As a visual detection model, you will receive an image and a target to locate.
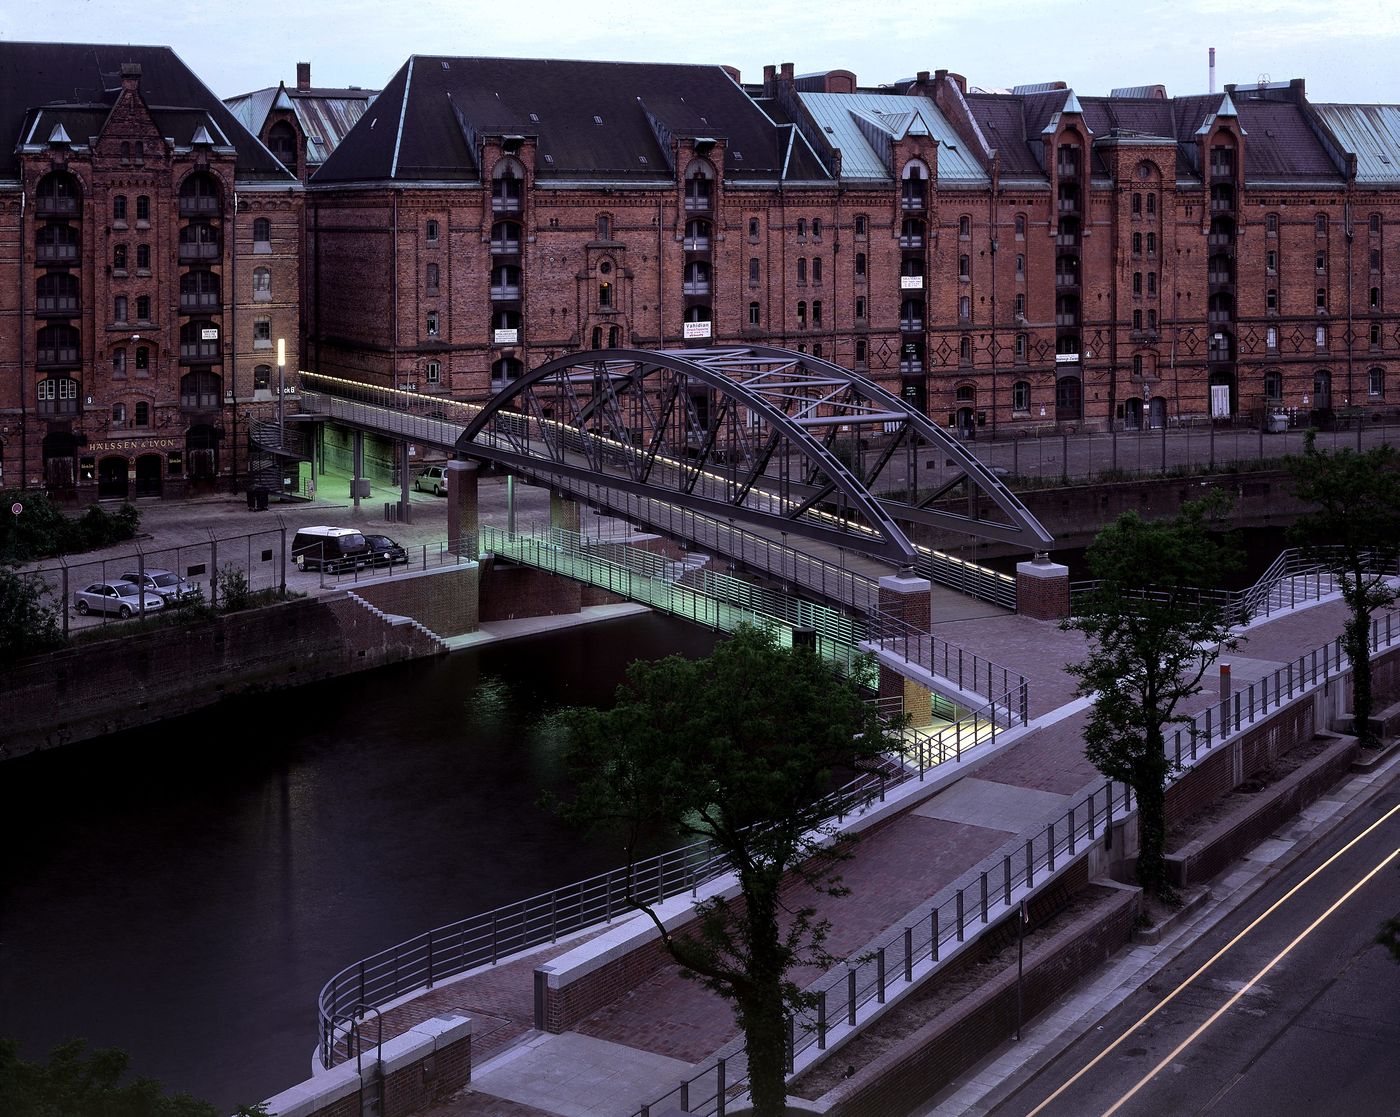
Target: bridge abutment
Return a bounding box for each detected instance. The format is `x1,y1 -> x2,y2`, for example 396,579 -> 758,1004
550,490 -> 581,534
1016,554 -> 1071,620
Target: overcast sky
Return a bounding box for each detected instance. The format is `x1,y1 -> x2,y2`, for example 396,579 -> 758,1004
8,0 -> 1400,103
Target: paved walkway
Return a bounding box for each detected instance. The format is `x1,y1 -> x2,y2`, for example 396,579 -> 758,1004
341,591 -> 1373,1117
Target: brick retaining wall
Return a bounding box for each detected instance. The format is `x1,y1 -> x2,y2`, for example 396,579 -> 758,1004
815,882 -> 1139,1117
353,566 -> 479,636
0,595 -> 439,760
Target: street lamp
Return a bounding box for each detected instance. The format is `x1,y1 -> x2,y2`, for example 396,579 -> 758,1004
276,337 -> 286,449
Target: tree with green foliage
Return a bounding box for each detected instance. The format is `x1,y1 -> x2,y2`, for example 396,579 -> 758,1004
0,1037 -> 217,1117
558,624 -> 902,1117
1063,496 -> 1241,901
0,490 -> 140,562
1378,916 -> 1400,964
0,566 -> 64,661
1288,442 -> 1400,749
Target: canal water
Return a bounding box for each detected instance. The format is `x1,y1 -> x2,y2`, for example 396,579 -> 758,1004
0,613 -> 719,1112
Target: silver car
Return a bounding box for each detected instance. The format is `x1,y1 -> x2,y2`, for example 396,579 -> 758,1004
120,569 -> 201,605
413,465 -> 449,496
74,581 -> 165,619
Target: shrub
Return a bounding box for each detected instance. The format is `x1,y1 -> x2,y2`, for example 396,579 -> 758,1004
0,490 -> 141,561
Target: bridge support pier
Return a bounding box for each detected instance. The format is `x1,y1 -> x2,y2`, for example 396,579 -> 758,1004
1016,553 -> 1070,620
352,431 -> 364,508
550,490 -> 581,534
878,571 -> 933,710
447,461 -> 479,559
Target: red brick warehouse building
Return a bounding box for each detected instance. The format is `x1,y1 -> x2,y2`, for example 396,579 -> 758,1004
0,43 -> 302,498
306,58 -> 1400,437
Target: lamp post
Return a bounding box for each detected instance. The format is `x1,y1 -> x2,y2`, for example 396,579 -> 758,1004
276,337 -> 286,449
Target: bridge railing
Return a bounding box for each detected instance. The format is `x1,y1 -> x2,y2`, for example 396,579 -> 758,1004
628,601 -> 1400,1117
315,678 -> 1015,1071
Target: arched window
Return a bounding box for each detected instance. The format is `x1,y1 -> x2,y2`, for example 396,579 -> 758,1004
684,217 -> 711,250
812,218 -> 822,239
426,263 -> 439,293
748,257 -> 760,285
113,195 -> 127,223
180,222 -> 220,262
901,218 -> 925,247
180,370 -> 222,410
1055,376 -> 1082,420
683,260 -> 711,295
1264,370 -> 1283,401
1012,380 -> 1030,411
425,219 -> 440,242
901,161 -> 928,211
1313,369 -> 1333,408
253,266 -> 272,300
855,339 -> 867,364
812,258 -> 823,284
958,214 -> 971,238
37,323 -> 80,366
36,272 -> 79,315
592,326 -> 603,349
491,357 -> 523,387
492,156 -> 526,213
253,364 -> 272,390
900,299 -> 923,331
796,218 -> 807,237
37,223 -> 80,264
1015,214 -> 1026,237
490,220 -> 522,253
490,263 -> 521,299
1369,367 -> 1385,398
684,162 -> 714,211
35,170 -> 81,216
180,269 -> 220,311
268,121 -> 297,167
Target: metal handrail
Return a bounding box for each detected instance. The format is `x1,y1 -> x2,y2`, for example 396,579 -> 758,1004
315,685 -> 1010,1069
631,608 -> 1400,1117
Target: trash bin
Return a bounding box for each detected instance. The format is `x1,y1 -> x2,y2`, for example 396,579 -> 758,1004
255,488 -> 269,511
1266,411 -> 1288,433
246,487 -> 257,511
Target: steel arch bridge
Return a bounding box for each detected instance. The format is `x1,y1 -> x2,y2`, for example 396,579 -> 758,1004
458,345 -> 1052,565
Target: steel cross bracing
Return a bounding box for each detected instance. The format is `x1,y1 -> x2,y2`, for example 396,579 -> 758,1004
459,345 -> 1052,563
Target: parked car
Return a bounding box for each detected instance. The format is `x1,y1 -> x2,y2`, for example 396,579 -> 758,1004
74,581 -> 165,619
120,569 -> 201,605
291,526 -> 370,573
414,465 -> 449,496
362,534 -> 408,566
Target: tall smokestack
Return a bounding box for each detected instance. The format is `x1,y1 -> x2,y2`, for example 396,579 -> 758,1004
1209,47 -> 1216,94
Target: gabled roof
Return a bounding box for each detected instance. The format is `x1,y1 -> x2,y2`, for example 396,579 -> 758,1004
315,55 -> 830,185
224,81 -> 376,167
0,41 -> 293,181
1311,103 -> 1400,183
796,91 -> 988,184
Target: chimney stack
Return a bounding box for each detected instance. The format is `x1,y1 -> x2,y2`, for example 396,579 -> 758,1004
120,62 -> 142,91
780,61 -> 794,84
297,61 -> 311,91
1209,47 -> 1216,94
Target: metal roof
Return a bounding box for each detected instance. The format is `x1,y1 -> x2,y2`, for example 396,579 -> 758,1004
225,84 -> 376,166
1311,103 -> 1400,183
796,91 -> 988,183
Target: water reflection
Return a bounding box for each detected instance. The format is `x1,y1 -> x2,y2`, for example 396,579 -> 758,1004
0,613 -> 717,1111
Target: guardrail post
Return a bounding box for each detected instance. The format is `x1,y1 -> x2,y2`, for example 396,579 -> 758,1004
1004,855 -> 1012,905
1234,691 -> 1242,730
1087,790 -> 1097,838
1068,806 -> 1077,855
717,1058 -> 727,1116
491,913 -> 498,964
931,910 -> 940,962
956,890 -> 965,942
786,1018 -> 795,1073
817,992 -> 827,1049
1026,839 -> 1034,887
427,931 -> 434,988
904,927 -> 913,980
1047,823 -> 1056,872
680,1080 -> 689,1111
877,948 -> 887,1003
980,872 -> 989,922
1105,785 -> 1115,849
847,968 -> 857,1025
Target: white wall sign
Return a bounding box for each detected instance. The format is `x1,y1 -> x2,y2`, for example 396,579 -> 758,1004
200,327 -> 219,341
899,275 -> 924,290
493,328 -> 519,345
682,321 -> 712,339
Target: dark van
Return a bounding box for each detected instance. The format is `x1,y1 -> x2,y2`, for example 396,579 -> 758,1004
291,526 -> 370,572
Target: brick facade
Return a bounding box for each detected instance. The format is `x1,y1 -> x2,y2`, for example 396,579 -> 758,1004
0,47 -> 302,498
303,61 -> 1400,443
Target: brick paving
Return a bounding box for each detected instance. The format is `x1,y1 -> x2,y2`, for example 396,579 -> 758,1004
408,593 -> 1372,1117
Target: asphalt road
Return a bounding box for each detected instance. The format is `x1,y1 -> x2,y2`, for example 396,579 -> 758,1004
992,768 -> 1400,1117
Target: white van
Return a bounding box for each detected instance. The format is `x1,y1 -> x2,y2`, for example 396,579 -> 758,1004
291,526 -> 370,572
414,465 -> 449,496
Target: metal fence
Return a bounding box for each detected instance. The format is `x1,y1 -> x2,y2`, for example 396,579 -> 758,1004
962,420 -> 1400,487
22,525 -> 291,636
315,690 -> 1010,1069
627,607 -> 1400,1117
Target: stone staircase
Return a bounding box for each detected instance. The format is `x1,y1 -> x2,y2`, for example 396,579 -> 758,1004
344,591 -> 450,652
